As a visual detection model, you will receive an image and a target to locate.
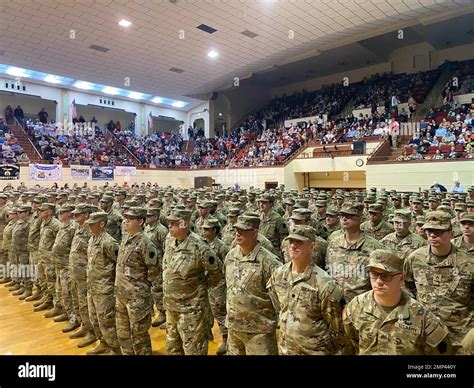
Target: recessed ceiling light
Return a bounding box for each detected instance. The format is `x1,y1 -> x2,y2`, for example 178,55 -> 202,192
152,97 -> 164,104
119,19 -> 131,27
6,66 -> 28,77
218,113 -> 222,116
74,81 -> 94,90
103,86 -> 119,95
44,74 -> 61,84
208,50 -> 218,58
128,91 -> 144,99
172,101 -> 186,108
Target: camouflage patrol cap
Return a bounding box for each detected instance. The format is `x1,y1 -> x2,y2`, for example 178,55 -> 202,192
100,195 -> 114,203
454,203 -> 467,212
164,191 -> 174,197
415,215 -> 425,225
423,211 -> 452,231
290,208 -> 311,221
284,198 -> 295,206
56,192 -> 68,199
115,189 -> 127,196
39,203 -> 56,211
72,203 -> 92,215
369,187 -> 377,193
437,205 -> 453,216
293,199 -> 308,209
315,200 -> 327,207
146,207 -> 161,216
393,209 -> 411,222
233,215 -> 260,230
325,206 -> 339,217
216,194 -> 225,200
460,212 -> 474,223
8,207 -> 19,214
148,198 -> 163,207
124,207 -> 147,219
227,207 -> 240,217
441,200 -> 450,206
411,197 -> 423,204
58,205 -> 75,213
367,249 -> 403,273
391,194 -> 401,201
32,195 -> 48,204
123,200 -> 138,209
363,196 -> 376,204
85,211 -> 108,224
198,201 -> 213,208
339,202 -> 363,216
428,196 -> 439,202
368,204 -> 383,213
467,201 -> 474,207
202,218 -> 221,229
167,208 -> 192,222
257,193 -> 274,203
285,225 -> 316,242
0,194 -> 8,200
17,205 -> 32,213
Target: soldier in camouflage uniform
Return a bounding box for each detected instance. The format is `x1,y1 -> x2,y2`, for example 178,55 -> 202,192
246,192 -> 259,213
361,203 -> 394,241
69,204 -> 97,348
33,203 -> 62,315
451,212 -> 473,257
381,209 -> 427,261
51,205 -> 78,329
221,207 -> 240,246
100,195 -> 123,243
194,201 -> 213,237
451,203 -> 466,238
115,207 -> 159,355
3,209 -> 19,290
11,206 -> 32,298
281,209 -> 327,268
0,194 -> 10,283
225,215 -> 281,355
344,249 -> 451,355
258,194 -> 288,258
209,200 -> 227,227
404,211 -> 473,354
25,196 -> 47,302
324,206 -> 341,239
86,212 -> 121,355
202,218 -> 229,355
326,202 -> 384,303
160,192 -> 174,225
144,207 -> 168,328
163,208 -> 223,355
462,328 -> 474,354
268,225 -> 347,355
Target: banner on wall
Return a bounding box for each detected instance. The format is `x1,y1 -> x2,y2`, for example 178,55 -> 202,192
29,163 -> 62,181
91,166 -> 114,180
0,164 -> 20,180
70,165 -> 90,179
115,166 -> 137,176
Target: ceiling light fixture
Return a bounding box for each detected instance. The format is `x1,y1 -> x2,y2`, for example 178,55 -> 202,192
6,66 -> 28,77
128,91 -> 144,99
207,50 -> 218,58
103,86 -> 120,95
119,19 -> 131,27
172,101 -> 186,108
44,74 -> 61,84
152,97 -> 164,104
74,81 -> 94,90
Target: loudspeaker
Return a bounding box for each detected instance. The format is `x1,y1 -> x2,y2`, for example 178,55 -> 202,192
194,176 -> 214,189
353,140 -> 366,155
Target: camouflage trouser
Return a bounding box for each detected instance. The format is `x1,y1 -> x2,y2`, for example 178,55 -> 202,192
115,295 -> 153,355
87,290 -> 120,349
18,253 -> 32,290
71,276 -> 92,331
9,250 -> 18,282
29,251 -> 42,290
0,247 -> 7,278
40,252 -> 60,307
208,278 -> 227,337
55,265 -> 76,321
166,306 -> 210,355
227,330 -> 278,355
151,272 -> 164,313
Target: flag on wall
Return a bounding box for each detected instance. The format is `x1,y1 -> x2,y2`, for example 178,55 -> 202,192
148,112 -> 153,130
70,99 -> 77,120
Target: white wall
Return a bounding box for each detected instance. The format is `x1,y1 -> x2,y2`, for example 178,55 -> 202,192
186,101 -> 210,139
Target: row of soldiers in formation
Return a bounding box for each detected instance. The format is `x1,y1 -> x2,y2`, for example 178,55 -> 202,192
0,184 -> 472,355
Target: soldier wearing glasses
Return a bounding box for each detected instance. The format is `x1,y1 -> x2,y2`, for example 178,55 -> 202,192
343,249 -> 451,355
404,211 -> 472,354
326,202 -> 384,303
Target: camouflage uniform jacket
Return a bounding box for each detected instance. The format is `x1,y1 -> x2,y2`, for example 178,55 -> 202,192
326,232 -> 384,303
12,218 -> 30,257
404,245 -> 473,346
87,231 -> 119,295
260,210 -> 288,252
27,213 -> 42,253
38,217 -> 61,256
144,221 -> 168,264
225,243 -> 281,333
2,220 -> 16,251
360,220 -> 394,241
52,221 -> 76,267
106,208 -> 123,243
162,232 -> 223,313
115,231 -> 159,300
451,236 -> 474,257
267,262 -> 346,355
343,290 -> 450,355
0,205 -> 9,245
69,224 -> 91,281
221,223 -> 236,246
229,233 -> 278,257
380,232 -> 427,261
208,238 -> 229,262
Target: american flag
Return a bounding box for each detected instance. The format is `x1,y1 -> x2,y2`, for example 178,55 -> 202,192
148,111 -> 153,129
70,99 -> 77,120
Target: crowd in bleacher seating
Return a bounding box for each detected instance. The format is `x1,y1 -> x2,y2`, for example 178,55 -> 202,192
397,103 -> 474,161
26,120 -> 134,166
0,116 -> 27,165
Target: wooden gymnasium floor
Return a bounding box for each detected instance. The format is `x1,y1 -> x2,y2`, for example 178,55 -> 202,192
0,284 -> 219,355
